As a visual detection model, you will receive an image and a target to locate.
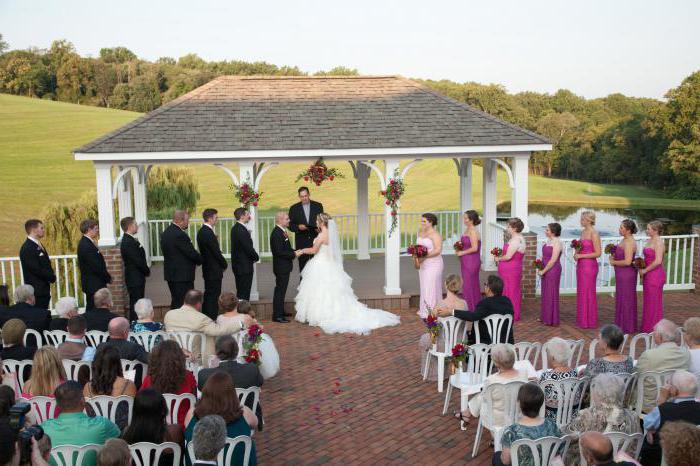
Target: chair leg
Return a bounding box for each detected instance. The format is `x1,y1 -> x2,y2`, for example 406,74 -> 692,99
442,383 -> 452,415
423,352 -> 431,381
436,355 -> 445,393
472,419 -> 483,458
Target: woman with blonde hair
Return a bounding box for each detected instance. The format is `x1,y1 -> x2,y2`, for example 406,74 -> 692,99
22,346 -> 67,397
641,220 -> 666,332
574,210 -> 601,329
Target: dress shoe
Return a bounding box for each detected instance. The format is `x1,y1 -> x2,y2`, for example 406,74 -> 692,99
273,317 -> 290,323
284,312 -> 294,317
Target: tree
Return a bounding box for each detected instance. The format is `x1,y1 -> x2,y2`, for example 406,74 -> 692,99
0,34 -> 8,54
0,54 -> 32,94
535,111 -> 580,176
147,167 -> 200,219
314,66 -> 359,76
55,54 -> 83,102
42,192 -> 99,254
177,53 -> 206,69
109,83 -> 130,109
99,47 -> 136,64
127,74 -> 161,112
93,61 -> 117,106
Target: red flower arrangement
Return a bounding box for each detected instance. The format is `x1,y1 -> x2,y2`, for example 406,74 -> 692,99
245,348 -> 261,365
296,158 -> 344,186
379,168 -> 405,236
422,313 -> 441,342
451,342 -> 468,366
243,324 -> 264,366
454,240 -> 464,252
571,239 -> 583,252
407,244 -> 428,258
633,257 -> 646,270
533,259 -> 545,270
604,244 -> 617,256
490,247 -> 503,257
231,179 -> 262,209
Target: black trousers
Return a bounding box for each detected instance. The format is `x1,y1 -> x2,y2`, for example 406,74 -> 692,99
85,291 -> 96,311
234,272 -> 253,301
273,272 -> 290,320
203,278 -> 222,321
127,284 -> 145,321
35,294 -> 51,311
167,281 -> 193,310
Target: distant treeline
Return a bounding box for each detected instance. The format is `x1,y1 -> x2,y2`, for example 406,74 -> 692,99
0,35 -> 697,198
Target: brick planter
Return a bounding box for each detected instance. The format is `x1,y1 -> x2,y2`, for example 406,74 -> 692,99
693,224 -> 700,293
522,231 -> 538,302
101,246 -> 128,317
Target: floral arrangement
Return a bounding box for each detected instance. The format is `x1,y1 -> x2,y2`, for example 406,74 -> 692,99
407,244 -> 428,258
490,247 -> 503,257
453,240 -> 464,252
451,342 -> 468,366
633,257 -> 646,270
533,259 -> 545,270
243,324 -> 264,365
422,312 -> 441,342
604,244 -> 617,256
231,179 -> 261,209
571,239 -> 583,252
380,169 -> 405,236
296,157 -> 344,186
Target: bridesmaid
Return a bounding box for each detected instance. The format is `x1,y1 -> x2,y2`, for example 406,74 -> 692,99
494,218 -> 525,321
609,219 -> 638,334
416,213 -> 444,319
640,220 -> 666,332
574,211 -> 601,329
457,210 -> 482,311
538,222 -> 562,326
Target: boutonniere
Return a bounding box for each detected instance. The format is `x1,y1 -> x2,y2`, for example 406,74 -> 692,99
39,252 -> 44,257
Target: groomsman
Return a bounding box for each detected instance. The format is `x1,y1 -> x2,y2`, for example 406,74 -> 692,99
197,208 -> 228,320
119,217 -> 150,321
161,210 -> 202,310
19,219 -> 56,309
230,207 -> 259,301
270,212 -> 301,323
288,186 -> 323,272
77,219 -> 112,311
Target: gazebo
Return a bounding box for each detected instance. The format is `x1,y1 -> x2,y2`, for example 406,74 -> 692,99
74,75 -> 551,302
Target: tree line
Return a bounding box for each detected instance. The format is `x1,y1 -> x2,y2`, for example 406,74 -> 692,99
0,35 -> 697,199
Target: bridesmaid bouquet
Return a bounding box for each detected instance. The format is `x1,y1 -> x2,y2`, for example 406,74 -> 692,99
632,257 -> 646,270
407,243 -> 428,269
571,239 -> 583,252
450,342 -> 468,373
533,259 -> 545,270
604,244 -> 617,255
490,247 -> 503,257
453,240 -> 464,252
243,324 -> 264,366
422,313 -> 441,344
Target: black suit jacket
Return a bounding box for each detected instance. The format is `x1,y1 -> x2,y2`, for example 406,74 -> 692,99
120,234 -> 150,288
19,239 -> 56,298
230,222 -> 259,275
0,345 -> 36,361
77,236 -> 111,294
84,307 -> 120,332
0,303 -> 51,335
160,223 -> 202,282
197,360 -> 263,391
454,295 -> 515,345
49,318 -> 69,331
270,226 -> 295,275
288,200 -> 323,249
97,338 -> 149,364
197,225 -> 228,280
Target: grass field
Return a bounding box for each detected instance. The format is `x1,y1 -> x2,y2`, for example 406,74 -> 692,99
1,93 -> 697,256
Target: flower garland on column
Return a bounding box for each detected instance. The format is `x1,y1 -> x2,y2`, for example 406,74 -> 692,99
230,176 -> 262,208
380,168 -> 405,236
296,157 -> 344,186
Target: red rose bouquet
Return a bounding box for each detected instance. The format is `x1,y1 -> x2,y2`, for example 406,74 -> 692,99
454,240 -> 464,252
571,239 -> 583,252
422,313 -> 441,344
380,168 -> 405,236
245,348 -> 261,365
604,244 -> 617,256
296,157 -> 344,186
633,257 -> 646,270
232,181 -> 261,208
407,244 -> 428,258
533,259 -> 545,270
450,342 -> 468,374
243,324 -> 264,366
490,247 -> 503,257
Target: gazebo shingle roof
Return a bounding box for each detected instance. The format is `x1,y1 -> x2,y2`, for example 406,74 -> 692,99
76,75 -> 549,154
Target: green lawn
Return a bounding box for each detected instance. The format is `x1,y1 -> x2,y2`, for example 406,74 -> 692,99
1,93 -> 697,256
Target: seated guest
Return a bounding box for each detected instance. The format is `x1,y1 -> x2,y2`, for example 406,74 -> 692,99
57,315 -> 96,361
22,346 -> 66,398
0,285 -> 51,342
0,285 -> 9,308
191,415 -> 227,466
97,438 -> 131,466
495,382 -> 561,466
578,431 -> 638,466
216,293 -> 253,329
50,296 -> 79,331
130,298 -> 164,333
84,345 -> 137,398
659,421 -> 700,466
640,370 -> 700,466
583,324 -> 634,377
635,319 -> 690,414
164,290 -> 243,367
0,319 -> 36,361
683,317 -> 700,378
97,317 -> 149,364
0,362 -> 19,397
197,335 -> 263,391
85,288 -> 120,332
42,381 -> 120,466
437,274 -> 514,344
539,337 -> 580,420
185,372 -> 258,465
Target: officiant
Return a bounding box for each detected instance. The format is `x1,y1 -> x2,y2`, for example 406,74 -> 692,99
288,186 -> 324,272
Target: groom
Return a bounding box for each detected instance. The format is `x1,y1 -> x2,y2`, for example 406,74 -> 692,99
270,212 -> 302,323
288,186 -> 323,272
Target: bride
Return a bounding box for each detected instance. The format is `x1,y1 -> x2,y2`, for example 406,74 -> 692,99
294,213 -> 401,335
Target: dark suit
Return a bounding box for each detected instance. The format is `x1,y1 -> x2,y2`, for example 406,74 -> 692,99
230,222 -> 259,301
0,303 -> 51,344
288,200 -> 323,271
270,226 -> 296,320
84,307 -> 120,332
197,225 -> 228,320
0,345 -> 36,361
161,223 -> 202,309
49,317 -> 69,331
120,234 -> 150,321
454,295 -> 515,345
19,238 -> 56,309
77,236 -> 111,311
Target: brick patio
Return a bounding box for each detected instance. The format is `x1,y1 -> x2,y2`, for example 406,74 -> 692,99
253,293 -> 698,465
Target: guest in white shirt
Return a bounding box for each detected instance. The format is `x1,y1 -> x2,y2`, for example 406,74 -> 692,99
683,317 -> 700,378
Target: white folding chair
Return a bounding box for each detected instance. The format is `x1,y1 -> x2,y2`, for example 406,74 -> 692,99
21,396 -> 59,423
510,435 -> 574,466
628,333 -> 654,360
85,395 -> 134,425
163,393 -> 196,425
44,330 -> 70,347
472,380 -> 525,458
510,342 -> 542,369
475,314 -> 513,345
538,377 -> 590,430
50,444 -> 102,466
23,328 -> 43,348
129,331 -> 168,352
542,339 -> 584,370
422,316 -> 465,393
236,386 -> 262,431
235,331 -> 247,363
62,360 -> 91,382
442,343 -> 491,415
169,331 -> 206,365
121,359 -> 148,386
84,330 -> 109,347
2,359 -> 32,393
187,435 -> 253,466
129,442 -> 181,466
633,370 -> 674,418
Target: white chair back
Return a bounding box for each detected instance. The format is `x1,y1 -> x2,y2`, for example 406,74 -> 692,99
120,359 -> 148,386
2,359 -> 32,392
129,331 -> 167,352
50,444 -> 102,466
542,339 -> 584,370
44,330 -> 70,347
472,380 -> 526,458
236,387 -> 261,420
628,332 -> 654,359
466,343 -> 491,379
21,396 -> 59,423
129,442 -> 181,466
169,331 -> 206,363
474,314 -> 513,345
634,370 -> 674,417
162,393 -> 196,425
23,328 -> 43,348
62,360 -> 91,382
539,377 -> 590,430
436,317 -> 465,353
235,331 -> 247,363
187,435 -> 253,466
510,342 -> 542,368
510,435 -> 573,466
85,395 -> 134,425
84,330 -> 109,347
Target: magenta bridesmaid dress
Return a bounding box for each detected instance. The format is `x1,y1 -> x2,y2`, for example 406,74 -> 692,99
576,239 -> 598,328
540,244 -> 561,325
497,242 -> 524,321
417,236 -> 444,319
641,247 -> 665,332
459,235 -> 481,311
613,243 -> 637,334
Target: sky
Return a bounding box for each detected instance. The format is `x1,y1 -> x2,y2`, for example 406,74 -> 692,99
1,0 -> 698,99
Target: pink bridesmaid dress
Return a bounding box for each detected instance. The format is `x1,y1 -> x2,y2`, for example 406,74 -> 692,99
576,239 -> 598,328
497,240 -> 524,321
459,235 -> 481,311
613,243 -> 637,334
540,243 -> 561,326
641,247 -> 665,332
417,236 -> 444,319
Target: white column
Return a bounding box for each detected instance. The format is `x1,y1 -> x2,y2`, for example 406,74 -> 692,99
458,158 -> 473,213
132,167 -> 150,261
511,155 -> 530,232
95,163 -> 117,247
482,159 -> 498,270
239,161 -> 259,301
117,167 -> 133,234
356,161 -> 370,260
384,158 -> 402,295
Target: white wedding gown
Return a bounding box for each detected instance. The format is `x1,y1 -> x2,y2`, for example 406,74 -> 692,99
294,224 -> 401,335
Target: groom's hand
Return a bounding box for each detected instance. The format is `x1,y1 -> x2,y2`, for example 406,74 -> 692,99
294,249 -> 303,257
298,224 -> 308,231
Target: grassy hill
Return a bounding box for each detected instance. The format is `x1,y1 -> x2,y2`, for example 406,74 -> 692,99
0,93 -> 697,256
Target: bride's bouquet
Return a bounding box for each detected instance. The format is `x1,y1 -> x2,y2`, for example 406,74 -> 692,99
243,324 -> 264,365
